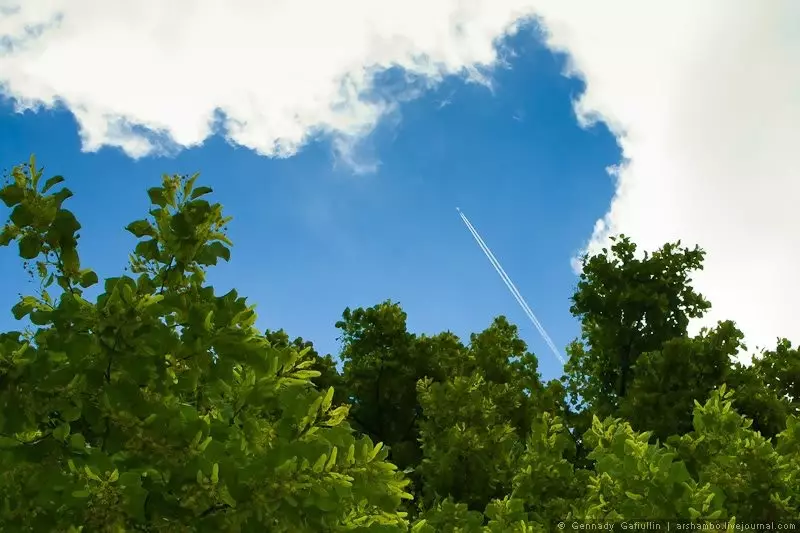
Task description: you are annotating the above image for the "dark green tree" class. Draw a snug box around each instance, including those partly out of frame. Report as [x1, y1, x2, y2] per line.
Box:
[618, 320, 743, 441]
[336, 302, 428, 472]
[564, 235, 711, 418]
[726, 339, 799, 441]
[753, 339, 799, 415]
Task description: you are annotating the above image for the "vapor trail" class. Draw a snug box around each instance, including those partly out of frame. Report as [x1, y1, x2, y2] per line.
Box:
[457, 208, 565, 365]
[457, 209, 551, 350]
[461, 213, 564, 364]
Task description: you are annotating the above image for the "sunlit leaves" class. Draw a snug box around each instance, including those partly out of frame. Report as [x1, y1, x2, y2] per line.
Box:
[0, 158, 411, 532]
[2, 156, 799, 531]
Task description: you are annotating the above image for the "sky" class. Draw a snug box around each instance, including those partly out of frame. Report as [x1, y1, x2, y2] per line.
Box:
[0, 1, 798, 381]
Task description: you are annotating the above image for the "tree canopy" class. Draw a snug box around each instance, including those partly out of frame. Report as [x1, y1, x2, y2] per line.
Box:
[1, 157, 798, 531]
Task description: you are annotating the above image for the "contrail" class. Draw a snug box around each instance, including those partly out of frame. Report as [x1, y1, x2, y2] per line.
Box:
[457, 207, 565, 365]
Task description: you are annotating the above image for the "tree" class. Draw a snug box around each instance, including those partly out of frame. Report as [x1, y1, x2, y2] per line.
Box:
[4, 156, 800, 531]
[751, 339, 800, 416]
[0, 159, 411, 531]
[336, 302, 429, 472]
[618, 320, 743, 441]
[668, 386, 799, 520]
[726, 361, 794, 441]
[564, 236, 711, 419]
[414, 317, 567, 512]
[337, 308, 567, 513]
[264, 329, 346, 406]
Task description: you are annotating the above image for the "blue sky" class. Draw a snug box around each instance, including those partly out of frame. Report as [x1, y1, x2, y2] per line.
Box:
[0, 31, 618, 380]
[1, 2, 797, 368]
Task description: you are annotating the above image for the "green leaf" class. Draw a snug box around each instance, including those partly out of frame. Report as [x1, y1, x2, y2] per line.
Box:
[79, 269, 99, 288]
[219, 486, 237, 508]
[368, 442, 384, 462]
[53, 422, 71, 441]
[326, 447, 338, 471]
[126, 219, 157, 238]
[70, 433, 86, 450]
[29, 154, 37, 182]
[183, 173, 200, 199]
[61, 246, 80, 275]
[0, 436, 21, 449]
[10, 204, 34, 227]
[52, 187, 74, 207]
[313, 454, 328, 473]
[18, 234, 42, 259]
[53, 209, 81, 237]
[42, 175, 65, 193]
[30, 309, 51, 325]
[135, 239, 160, 262]
[0, 185, 25, 207]
[190, 186, 213, 199]
[84, 466, 102, 482]
[118, 472, 142, 488]
[0, 225, 17, 246]
[196, 241, 230, 265]
[203, 310, 214, 332]
[322, 386, 335, 412]
[11, 296, 38, 319]
[122, 485, 148, 521]
[147, 187, 168, 207]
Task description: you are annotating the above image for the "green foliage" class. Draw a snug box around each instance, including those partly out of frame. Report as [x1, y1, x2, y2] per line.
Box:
[416, 372, 522, 510]
[414, 318, 569, 512]
[337, 302, 427, 472]
[619, 320, 743, 441]
[669, 386, 798, 520]
[564, 236, 711, 418]
[509, 412, 584, 522]
[0, 161, 411, 531]
[756, 339, 800, 408]
[726, 360, 794, 441]
[265, 329, 346, 405]
[2, 157, 800, 531]
[578, 414, 724, 520]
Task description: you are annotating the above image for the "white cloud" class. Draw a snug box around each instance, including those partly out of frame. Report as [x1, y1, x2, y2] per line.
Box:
[532, 1, 799, 358]
[0, 0, 530, 162]
[0, 0, 797, 356]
